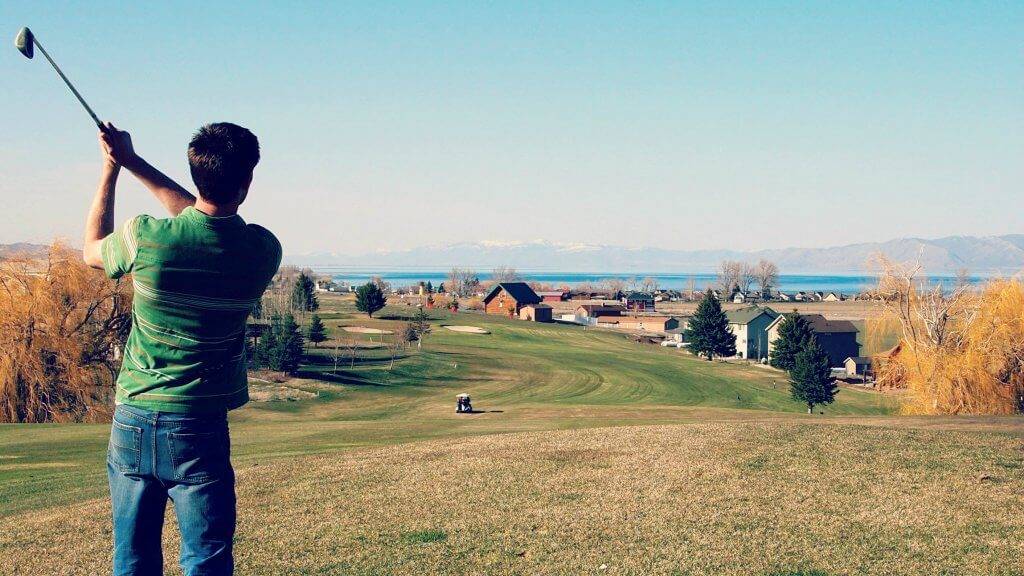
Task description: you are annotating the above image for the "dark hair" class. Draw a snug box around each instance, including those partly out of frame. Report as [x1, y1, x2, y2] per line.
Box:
[187, 123, 260, 203]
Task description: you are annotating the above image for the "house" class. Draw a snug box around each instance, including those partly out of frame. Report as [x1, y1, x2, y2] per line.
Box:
[537, 290, 569, 303]
[732, 292, 748, 304]
[315, 279, 338, 292]
[725, 305, 779, 360]
[766, 314, 861, 367]
[596, 315, 680, 332]
[844, 356, 873, 380]
[483, 282, 542, 317]
[622, 292, 655, 311]
[823, 292, 845, 302]
[575, 303, 625, 318]
[776, 292, 792, 302]
[520, 303, 553, 323]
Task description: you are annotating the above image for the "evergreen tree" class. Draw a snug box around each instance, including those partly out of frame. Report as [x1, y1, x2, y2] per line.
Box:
[307, 314, 327, 348]
[291, 273, 319, 313]
[425, 281, 434, 294]
[438, 282, 446, 294]
[355, 282, 387, 317]
[789, 337, 838, 413]
[276, 313, 305, 374]
[411, 307, 431, 340]
[769, 312, 814, 371]
[254, 316, 280, 370]
[683, 289, 737, 360]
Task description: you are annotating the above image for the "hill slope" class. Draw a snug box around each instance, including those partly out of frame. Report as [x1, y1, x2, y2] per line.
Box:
[2, 423, 1021, 575]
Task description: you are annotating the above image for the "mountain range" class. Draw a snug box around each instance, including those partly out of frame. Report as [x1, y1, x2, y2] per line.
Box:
[286, 235, 1024, 274]
[6, 234, 1023, 274]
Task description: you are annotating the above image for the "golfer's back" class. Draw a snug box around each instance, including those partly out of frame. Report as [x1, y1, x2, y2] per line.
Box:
[102, 205, 281, 414]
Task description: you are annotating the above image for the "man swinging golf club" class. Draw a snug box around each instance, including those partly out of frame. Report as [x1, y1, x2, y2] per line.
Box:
[82, 121, 281, 575]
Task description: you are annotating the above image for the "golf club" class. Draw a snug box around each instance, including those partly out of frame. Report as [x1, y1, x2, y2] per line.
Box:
[15, 26, 106, 132]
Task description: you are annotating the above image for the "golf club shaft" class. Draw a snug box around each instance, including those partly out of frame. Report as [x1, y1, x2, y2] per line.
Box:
[32, 37, 105, 131]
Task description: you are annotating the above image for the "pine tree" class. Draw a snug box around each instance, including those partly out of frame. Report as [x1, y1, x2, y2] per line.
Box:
[307, 314, 327, 348]
[425, 281, 434, 294]
[789, 337, 838, 413]
[769, 312, 814, 371]
[291, 273, 319, 313]
[355, 282, 387, 317]
[254, 316, 280, 370]
[438, 282, 446, 294]
[411, 307, 431, 340]
[276, 313, 305, 374]
[683, 289, 737, 360]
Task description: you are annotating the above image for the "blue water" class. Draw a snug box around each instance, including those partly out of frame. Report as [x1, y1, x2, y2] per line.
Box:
[314, 269, 986, 294]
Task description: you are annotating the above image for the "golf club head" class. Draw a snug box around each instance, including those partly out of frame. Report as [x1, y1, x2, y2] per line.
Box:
[15, 27, 33, 59]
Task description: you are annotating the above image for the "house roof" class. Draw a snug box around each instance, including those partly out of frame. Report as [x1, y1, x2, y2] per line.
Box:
[483, 282, 541, 305]
[622, 291, 655, 301]
[803, 314, 859, 334]
[845, 356, 872, 365]
[576, 304, 625, 314]
[537, 291, 567, 297]
[766, 313, 859, 334]
[522, 303, 551, 309]
[726, 305, 779, 325]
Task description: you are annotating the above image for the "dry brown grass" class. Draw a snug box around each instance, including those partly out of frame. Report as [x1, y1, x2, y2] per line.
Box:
[2, 422, 1021, 575]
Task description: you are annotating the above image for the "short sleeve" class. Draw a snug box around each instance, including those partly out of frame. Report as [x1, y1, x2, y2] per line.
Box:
[100, 215, 141, 279]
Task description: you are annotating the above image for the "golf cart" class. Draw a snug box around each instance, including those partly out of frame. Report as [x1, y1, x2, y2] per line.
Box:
[456, 393, 473, 414]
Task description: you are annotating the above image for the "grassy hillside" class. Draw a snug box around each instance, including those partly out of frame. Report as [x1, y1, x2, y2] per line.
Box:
[1, 296, 893, 518]
[3, 423, 1022, 575]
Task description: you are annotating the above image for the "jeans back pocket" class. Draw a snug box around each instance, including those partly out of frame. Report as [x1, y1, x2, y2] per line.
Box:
[108, 419, 142, 474]
[167, 429, 230, 484]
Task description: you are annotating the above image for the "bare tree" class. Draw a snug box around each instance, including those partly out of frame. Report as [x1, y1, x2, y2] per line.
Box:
[717, 260, 743, 295]
[740, 263, 756, 295]
[755, 260, 779, 299]
[640, 277, 659, 294]
[491, 266, 522, 283]
[604, 278, 627, 297]
[447, 268, 479, 297]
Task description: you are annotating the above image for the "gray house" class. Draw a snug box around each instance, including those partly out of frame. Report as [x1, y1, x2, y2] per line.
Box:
[726, 305, 780, 360]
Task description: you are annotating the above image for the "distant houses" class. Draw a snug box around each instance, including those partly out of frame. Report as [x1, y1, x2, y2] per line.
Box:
[537, 290, 570, 303]
[725, 305, 779, 361]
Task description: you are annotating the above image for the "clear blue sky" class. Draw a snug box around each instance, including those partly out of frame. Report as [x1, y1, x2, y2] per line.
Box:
[1, 1, 1021, 255]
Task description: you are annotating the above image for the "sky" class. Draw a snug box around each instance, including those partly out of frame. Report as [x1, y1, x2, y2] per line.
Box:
[1, 1, 1021, 256]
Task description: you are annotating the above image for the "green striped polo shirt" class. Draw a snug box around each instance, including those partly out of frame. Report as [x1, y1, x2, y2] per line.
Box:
[101, 206, 281, 414]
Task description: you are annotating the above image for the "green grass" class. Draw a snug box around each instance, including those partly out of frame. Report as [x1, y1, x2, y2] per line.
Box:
[0, 296, 897, 518]
[2, 295, 1023, 574]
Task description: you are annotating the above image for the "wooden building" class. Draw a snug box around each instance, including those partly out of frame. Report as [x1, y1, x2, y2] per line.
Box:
[520, 303, 553, 323]
[622, 292, 656, 311]
[483, 282, 542, 317]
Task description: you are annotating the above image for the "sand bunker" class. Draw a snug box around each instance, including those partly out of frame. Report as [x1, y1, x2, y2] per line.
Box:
[343, 326, 393, 334]
[444, 325, 490, 334]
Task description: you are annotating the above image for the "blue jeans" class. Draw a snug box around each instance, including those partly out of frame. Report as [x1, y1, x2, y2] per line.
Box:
[108, 404, 236, 575]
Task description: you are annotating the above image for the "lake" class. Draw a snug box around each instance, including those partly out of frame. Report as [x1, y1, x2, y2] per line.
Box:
[313, 269, 986, 294]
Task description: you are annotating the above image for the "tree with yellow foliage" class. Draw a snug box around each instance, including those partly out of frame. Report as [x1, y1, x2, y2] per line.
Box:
[871, 257, 1023, 415]
[0, 243, 132, 422]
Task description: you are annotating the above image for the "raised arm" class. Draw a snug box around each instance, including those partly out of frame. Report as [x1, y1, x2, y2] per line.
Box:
[101, 122, 197, 216]
[82, 132, 119, 269]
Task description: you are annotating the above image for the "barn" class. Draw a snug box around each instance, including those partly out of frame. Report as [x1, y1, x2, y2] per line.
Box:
[483, 282, 542, 317]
